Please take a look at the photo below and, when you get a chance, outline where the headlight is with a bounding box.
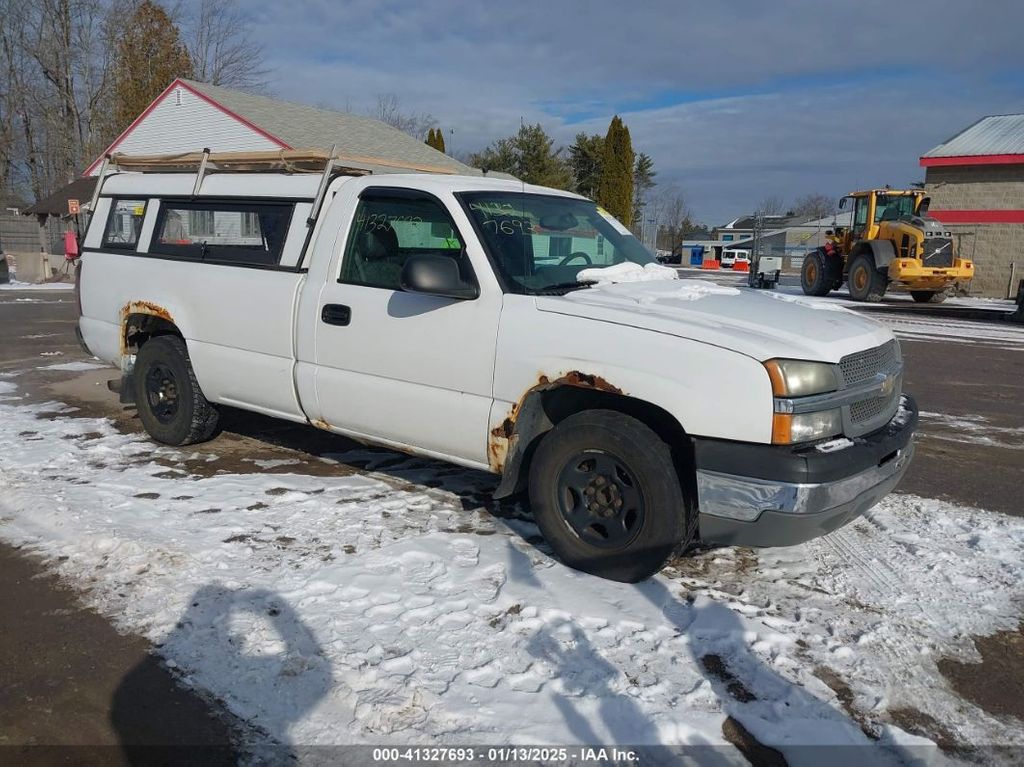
[763,359,838,397]
[772,408,843,444]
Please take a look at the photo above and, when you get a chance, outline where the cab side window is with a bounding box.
[853,197,870,229]
[103,199,147,249]
[339,193,469,290]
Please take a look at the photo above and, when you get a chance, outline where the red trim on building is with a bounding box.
[84,79,291,175]
[930,209,1024,224]
[920,153,1024,167]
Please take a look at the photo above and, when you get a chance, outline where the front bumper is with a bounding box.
[695,394,917,547]
[888,258,974,285]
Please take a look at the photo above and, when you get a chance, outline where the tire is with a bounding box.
[528,409,693,582]
[910,290,947,303]
[847,253,888,302]
[133,335,220,446]
[801,250,834,296]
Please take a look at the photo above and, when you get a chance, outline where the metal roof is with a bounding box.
[180,79,478,175]
[923,114,1024,158]
[22,176,98,217]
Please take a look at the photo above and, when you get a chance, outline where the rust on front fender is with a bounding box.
[487,370,625,473]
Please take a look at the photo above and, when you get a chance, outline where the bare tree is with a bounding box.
[654,185,699,251]
[185,0,267,89]
[371,93,437,141]
[791,192,834,220]
[2,0,120,199]
[757,194,785,216]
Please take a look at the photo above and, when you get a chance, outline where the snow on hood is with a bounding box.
[539,280,893,363]
[577,261,679,285]
[759,290,855,313]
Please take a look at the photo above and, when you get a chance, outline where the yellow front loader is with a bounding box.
[801,189,974,303]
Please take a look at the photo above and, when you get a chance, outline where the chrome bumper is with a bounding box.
[697,441,914,523]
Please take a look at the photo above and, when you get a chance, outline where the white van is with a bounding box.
[74,150,917,582]
[721,249,751,269]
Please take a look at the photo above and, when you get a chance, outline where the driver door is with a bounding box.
[311,188,501,466]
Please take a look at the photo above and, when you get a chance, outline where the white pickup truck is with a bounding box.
[76,151,917,582]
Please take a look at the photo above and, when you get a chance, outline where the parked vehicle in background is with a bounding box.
[801,189,974,303]
[721,249,750,269]
[75,150,918,582]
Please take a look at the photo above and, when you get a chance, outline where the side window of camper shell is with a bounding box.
[151,200,295,266]
[102,199,148,249]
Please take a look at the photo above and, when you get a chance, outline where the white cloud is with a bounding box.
[202,0,1024,222]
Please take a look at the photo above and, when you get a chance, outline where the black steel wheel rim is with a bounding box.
[555,450,646,549]
[145,363,179,424]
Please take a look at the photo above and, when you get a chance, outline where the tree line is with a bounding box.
[463,115,658,234]
[0,0,264,203]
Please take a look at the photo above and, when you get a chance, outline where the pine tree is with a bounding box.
[632,152,656,226]
[112,1,193,132]
[469,123,571,189]
[434,127,446,154]
[568,133,604,199]
[425,127,437,149]
[597,116,634,226]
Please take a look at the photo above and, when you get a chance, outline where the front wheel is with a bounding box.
[910,290,947,303]
[528,410,693,582]
[133,335,220,446]
[847,254,888,302]
[801,250,834,296]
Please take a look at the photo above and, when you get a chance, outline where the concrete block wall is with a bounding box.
[925,164,1024,298]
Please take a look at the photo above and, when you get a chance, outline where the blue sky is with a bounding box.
[226,0,1023,225]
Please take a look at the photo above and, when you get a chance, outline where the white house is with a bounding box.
[85,78,476,176]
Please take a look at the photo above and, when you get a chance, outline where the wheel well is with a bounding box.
[498,385,697,511]
[850,240,894,271]
[123,312,183,355]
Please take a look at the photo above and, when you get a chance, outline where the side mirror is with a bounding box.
[838,197,847,210]
[919,196,930,215]
[401,254,478,300]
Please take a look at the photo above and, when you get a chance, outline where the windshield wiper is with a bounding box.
[531,280,596,295]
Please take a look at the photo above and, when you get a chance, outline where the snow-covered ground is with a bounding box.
[1,377,1023,761]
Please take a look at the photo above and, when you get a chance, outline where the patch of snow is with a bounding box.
[577,262,679,285]
[0,394,1022,755]
[760,291,854,313]
[40,360,108,372]
[246,458,302,469]
[0,280,75,291]
[634,280,741,304]
[39,351,64,357]
[918,410,1024,450]
[815,437,855,453]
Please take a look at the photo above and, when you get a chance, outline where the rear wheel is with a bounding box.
[847,254,888,302]
[910,290,947,303]
[801,250,836,296]
[528,409,693,582]
[133,335,220,446]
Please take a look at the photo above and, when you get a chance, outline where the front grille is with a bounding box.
[839,340,899,387]
[921,237,954,268]
[850,394,892,424]
[839,341,902,436]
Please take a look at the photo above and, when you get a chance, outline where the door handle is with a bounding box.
[321,303,351,326]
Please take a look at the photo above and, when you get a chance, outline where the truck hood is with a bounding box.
[536,280,893,363]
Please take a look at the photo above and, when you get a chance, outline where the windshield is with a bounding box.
[874,194,917,223]
[458,192,654,294]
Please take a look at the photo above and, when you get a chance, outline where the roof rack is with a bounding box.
[107,148,372,175]
[106,147,457,176]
